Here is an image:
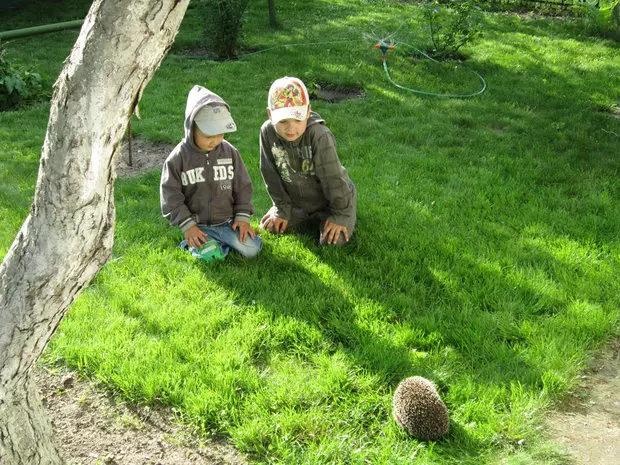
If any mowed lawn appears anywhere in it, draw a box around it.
[1,0,619,464]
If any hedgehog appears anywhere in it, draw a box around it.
[392,376,450,441]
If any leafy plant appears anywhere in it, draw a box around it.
[570,0,620,40]
[0,41,43,111]
[201,0,250,59]
[421,0,485,60]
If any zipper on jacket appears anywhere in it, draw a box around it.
[205,152,212,225]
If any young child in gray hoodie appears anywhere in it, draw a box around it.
[160,85,262,259]
[259,76,357,246]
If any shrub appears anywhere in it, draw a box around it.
[201,0,250,59]
[420,0,485,60]
[0,41,43,111]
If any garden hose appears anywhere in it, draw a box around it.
[186,38,487,99]
[375,41,487,98]
[0,20,84,40]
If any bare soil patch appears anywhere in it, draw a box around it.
[312,84,365,104]
[35,367,249,465]
[545,341,619,465]
[116,138,175,178]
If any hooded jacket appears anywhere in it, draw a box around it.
[160,86,254,232]
[259,112,355,227]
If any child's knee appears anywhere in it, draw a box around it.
[237,236,263,258]
[241,245,261,258]
[319,232,350,247]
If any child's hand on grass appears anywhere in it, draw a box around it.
[232,221,257,242]
[260,213,288,233]
[185,225,208,249]
[321,219,349,245]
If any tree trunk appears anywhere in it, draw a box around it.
[267,0,278,28]
[0,1,189,463]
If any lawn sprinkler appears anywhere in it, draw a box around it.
[370,32,487,98]
[374,41,395,61]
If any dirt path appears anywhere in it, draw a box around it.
[34,367,249,465]
[544,341,619,464]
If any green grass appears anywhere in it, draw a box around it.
[1,1,619,464]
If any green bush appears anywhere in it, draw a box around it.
[420,0,485,60]
[201,0,250,59]
[0,41,43,111]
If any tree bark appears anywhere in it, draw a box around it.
[0,1,189,463]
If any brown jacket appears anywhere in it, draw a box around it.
[259,112,355,227]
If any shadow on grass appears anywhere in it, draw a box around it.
[200,232,420,387]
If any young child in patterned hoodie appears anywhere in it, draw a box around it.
[160,85,262,258]
[259,76,357,246]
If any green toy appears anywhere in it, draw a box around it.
[194,239,226,262]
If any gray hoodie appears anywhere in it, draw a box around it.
[259,112,355,227]
[160,86,254,232]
